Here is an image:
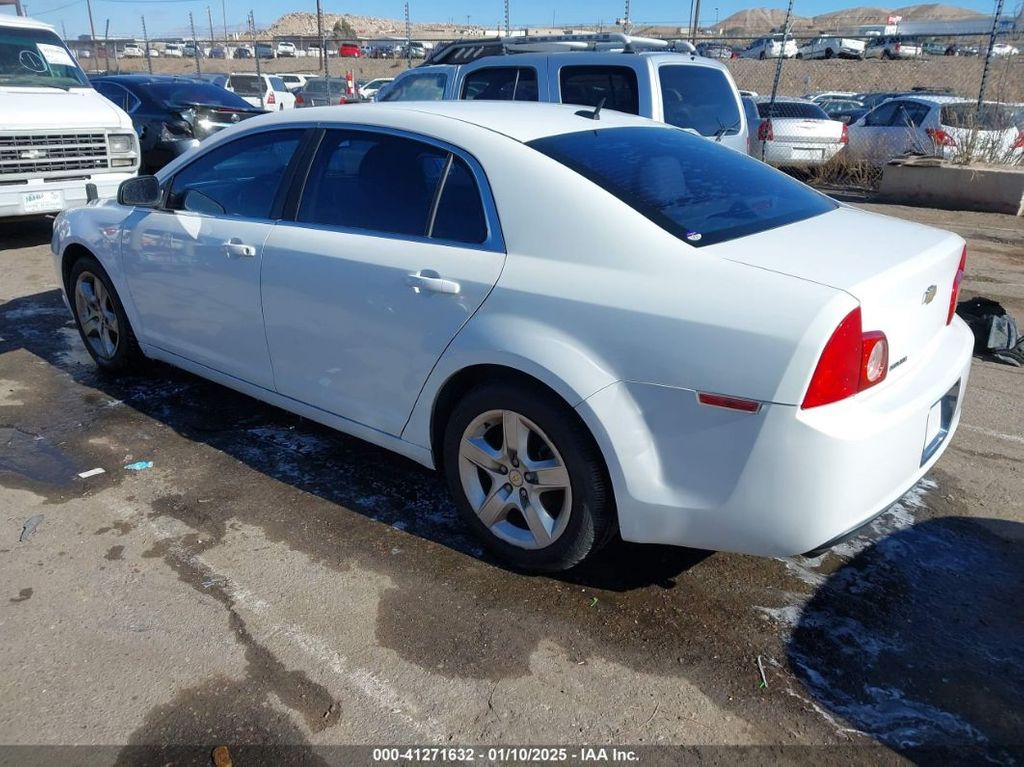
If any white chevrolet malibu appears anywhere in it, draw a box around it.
[51,102,973,572]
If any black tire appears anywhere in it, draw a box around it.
[68,255,146,375]
[442,381,617,572]
[759,51,766,60]
[825,48,834,59]
[795,52,803,59]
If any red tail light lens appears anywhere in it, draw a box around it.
[758,118,773,142]
[267,91,276,105]
[840,123,849,144]
[802,308,889,409]
[1013,131,1024,149]
[926,128,956,147]
[947,245,967,325]
[294,93,304,104]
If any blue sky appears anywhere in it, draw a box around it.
[5,0,1000,40]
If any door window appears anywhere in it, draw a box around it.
[559,65,639,115]
[894,102,930,127]
[461,67,538,101]
[379,72,447,101]
[167,129,302,218]
[94,81,140,112]
[431,156,487,244]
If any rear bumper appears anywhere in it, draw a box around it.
[577,318,974,556]
[0,173,135,220]
[758,141,845,167]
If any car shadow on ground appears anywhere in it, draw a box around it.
[0,288,711,592]
[0,219,54,249]
[789,515,1024,760]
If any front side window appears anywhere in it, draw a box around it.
[461,67,538,101]
[528,126,836,248]
[94,81,137,112]
[559,65,639,115]
[379,72,447,101]
[0,26,89,88]
[659,65,742,136]
[167,130,301,218]
[298,129,488,244]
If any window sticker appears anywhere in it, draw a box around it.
[19,50,47,73]
[38,43,76,67]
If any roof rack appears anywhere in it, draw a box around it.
[425,32,670,66]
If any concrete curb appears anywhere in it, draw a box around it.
[877,162,1024,217]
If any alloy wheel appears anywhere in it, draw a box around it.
[457,409,572,550]
[74,271,120,360]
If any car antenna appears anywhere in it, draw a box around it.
[575,97,607,120]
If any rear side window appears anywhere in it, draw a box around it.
[659,65,742,136]
[431,157,487,243]
[528,126,836,248]
[756,101,829,120]
[461,67,538,101]
[269,77,287,92]
[941,103,1013,131]
[559,65,639,115]
[380,72,447,101]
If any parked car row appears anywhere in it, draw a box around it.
[700,34,1019,61]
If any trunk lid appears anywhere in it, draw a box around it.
[769,117,844,145]
[709,205,964,385]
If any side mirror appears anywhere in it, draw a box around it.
[117,175,161,207]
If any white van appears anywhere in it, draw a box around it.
[0,15,140,220]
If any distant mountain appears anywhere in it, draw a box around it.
[718,4,985,34]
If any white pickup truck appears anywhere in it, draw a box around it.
[796,36,866,60]
[0,15,140,220]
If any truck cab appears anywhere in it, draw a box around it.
[0,15,140,220]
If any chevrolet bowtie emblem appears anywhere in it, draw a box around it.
[20,148,47,160]
[922,285,937,305]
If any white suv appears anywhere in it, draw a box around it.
[741,35,799,59]
[226,73,297,111]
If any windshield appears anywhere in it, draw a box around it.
[528,126,836,248]
[146,82,255,109]
[0,25,89,88]
[659,65,741,137]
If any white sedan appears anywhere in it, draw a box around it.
[751,97,848,167]
[51,102,973,571]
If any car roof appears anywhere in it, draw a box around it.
[753,96,816,104]
[249,101,663,143]
[0,15,54,31]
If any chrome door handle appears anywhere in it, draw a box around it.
[406,270,460,295]
[223,238,256,258]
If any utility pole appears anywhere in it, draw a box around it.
[207,6,215,48]
[315,0,325,77]
[142,15,153,74]
[977,0,1006,114]
[503,0,510,36]
[221,0,228,41]
[692,0,702,42]
[687,0,695,41]
[14,0,25,16]
[765,0,795,160]
[103,18,110,72]
[249,10,264,109]
[189,11,202,74]
[85,0,98,62]
[404,2,411,67]
[623,0,631,33]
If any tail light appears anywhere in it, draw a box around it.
[758,118,773,142]
[840,123,849,144]
[926,128,956,147]
[802,308,888,409]
[894,42,902,52]
[947,245,967,325]
[294,93,304,105]
[1013,131,1024,149]
[267,91,276,105]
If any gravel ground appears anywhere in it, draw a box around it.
[0,202,1021,764]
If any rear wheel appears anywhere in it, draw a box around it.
[795,52,803,59]
[759,51,766,60]
[69,256,145,374]
[443,382,616,572]
[825,48,834,59]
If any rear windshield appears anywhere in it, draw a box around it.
[380,72,447,101]
[527,126,836,248]
[147,82,254,109]
[757,101,829,119]
[940,103,1014,131]
[303,78,347,94]
[228,75,263,96]
[659,65,741,136]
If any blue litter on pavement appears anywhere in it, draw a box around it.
[124,461,153,471]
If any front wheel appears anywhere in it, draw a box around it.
[442,382,616,572]
[69,256,146,374]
